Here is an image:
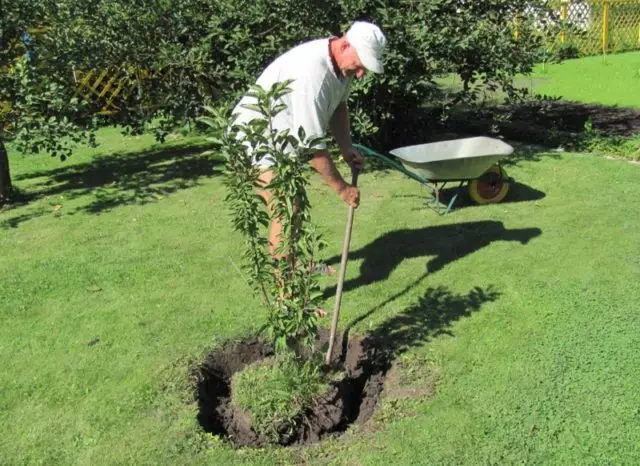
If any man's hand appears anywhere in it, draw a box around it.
[338,184,360,208]
[342,146,365,172]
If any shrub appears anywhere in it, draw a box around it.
[201,81,333,444]
[574,120,640,160]
[200,81,326,354]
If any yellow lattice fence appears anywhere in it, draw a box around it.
[2,26,169,118]
[549,0,640,55]
[72,67,153,115]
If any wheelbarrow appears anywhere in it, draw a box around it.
[354,137,514,215]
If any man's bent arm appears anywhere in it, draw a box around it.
[329,102,353,154]
[310,149,349,193]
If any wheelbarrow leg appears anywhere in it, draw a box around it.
[425,182,443,215]
[443,181,466,215]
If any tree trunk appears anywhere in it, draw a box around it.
[0,136,12,205]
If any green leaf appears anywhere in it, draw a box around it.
[197,116,220,128]
[297,126,306,142]
[241,103,264,113]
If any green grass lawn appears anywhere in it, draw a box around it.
[529,51,640,107]
[2,129,640,464]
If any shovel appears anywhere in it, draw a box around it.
[325,169,359,366]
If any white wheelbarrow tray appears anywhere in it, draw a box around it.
[389,137,514,181]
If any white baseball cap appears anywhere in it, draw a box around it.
[346,21,387,74]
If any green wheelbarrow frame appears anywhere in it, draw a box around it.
[354,143,513,215]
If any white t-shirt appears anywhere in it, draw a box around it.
[231,38,352,167]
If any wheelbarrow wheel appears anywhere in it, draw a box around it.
[468,164,509,205]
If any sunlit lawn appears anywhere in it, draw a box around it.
[2,127,640,464]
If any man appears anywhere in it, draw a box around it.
[231,21,387,265]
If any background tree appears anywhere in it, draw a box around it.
[1,0,550,206]
[0,1,71,203]
[0,0,339,204]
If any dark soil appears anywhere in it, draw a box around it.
[192,331,388,447]
[439,100,640,146]
[375,99,640,152]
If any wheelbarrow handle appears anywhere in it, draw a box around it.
[354,143,429,186]
[354,143,403,170]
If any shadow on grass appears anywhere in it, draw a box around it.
[327,284,501,427]
[325,221,541,299]
[2,142,221,228]
[338,284,501,376]
[362,285,500,364]
[0,207,50,229]
[394,180,546,212]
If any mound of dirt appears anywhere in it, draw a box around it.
[192,332,388,447]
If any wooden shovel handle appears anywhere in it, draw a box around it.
[325,169,359,365]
